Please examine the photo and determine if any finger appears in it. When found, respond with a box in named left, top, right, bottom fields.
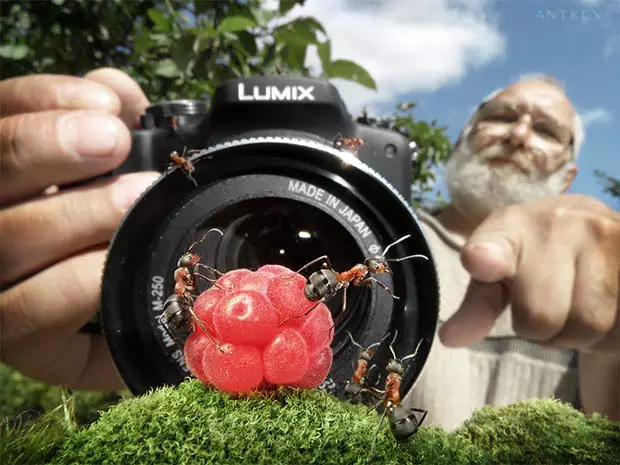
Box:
left=0, top=74, right=120, bottom=117
left=439, top=280, right=509, bottom=347
left=0, top=109, right=131, bottom=205
left=545, top=247, right=619, bottom=351
left=0, top=248, right=107, bottom=343
left=3, top=332, right=126, bottom=391
left=460, top=206, right=525, bottom=284
left=509, top=242, right=575, bottom=342
left=0, top=171, right=159, bottom=285
left=85, top=68, right=150, bottom=129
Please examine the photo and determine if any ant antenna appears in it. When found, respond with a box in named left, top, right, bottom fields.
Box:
left=380, top=234, right=412, bottom=258
left=346, top=331, right=364, bottom=351
left=187, top=228, right=224, bottom=254
left=386, top=254, right=428, bottom=263
left=400, top=338, right=426, bottom=363
left=388, top=330, right=399, bottom=360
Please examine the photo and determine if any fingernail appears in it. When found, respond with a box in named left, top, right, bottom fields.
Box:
left=112, top=172, right=160, bottom=211
left=60, top=113, right=119, bottom=158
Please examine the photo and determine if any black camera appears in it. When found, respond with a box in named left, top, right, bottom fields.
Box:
left=100, top=76, right=439, bottom=399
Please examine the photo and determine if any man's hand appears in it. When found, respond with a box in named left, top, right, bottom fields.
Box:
left=0, top=68, right=159, bottom=390
left=439, top=194, right=620, bottom=355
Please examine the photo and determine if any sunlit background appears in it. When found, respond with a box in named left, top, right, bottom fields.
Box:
left=276, top=0, right=619, bottom=208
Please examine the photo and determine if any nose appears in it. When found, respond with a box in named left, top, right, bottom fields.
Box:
left=508, top=114, right=532, bottom=148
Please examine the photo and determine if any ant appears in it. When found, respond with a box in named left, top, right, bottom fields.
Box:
left=280, top=234, right=428, bottom=326
left=160, top=228, right=226, bottom=351
left=333, top=133, right=365, bottom=155
left=344, top=331, right=390, bottom=404
left=168, top=147, right=201, bottom=187
left=367, top=331, right=428, bottom=455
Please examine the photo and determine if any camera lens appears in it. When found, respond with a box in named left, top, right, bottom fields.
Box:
left=101, top=133, right=439, bottom=398
left=195, top=198, right=368, bottom=330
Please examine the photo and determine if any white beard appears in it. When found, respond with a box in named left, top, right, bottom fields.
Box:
left=444, top=136, right=572, bottom=221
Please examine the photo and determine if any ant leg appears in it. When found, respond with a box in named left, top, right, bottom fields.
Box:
left=281, top=255, right=333, bottom=280
left=410, top=408, right=428, bottom=428
left=195, top=263, right=225, bottom=277
left=186, top=303, right=224, bottom=353
left=279, top=298, right=326, bottom=326
left=328, top=287, right=348, bottom=339
left=369, top=409, right=388, bottom=460
left=357, top=277, right=399, bottom=300
left=158, top=314, right=184, bottom=351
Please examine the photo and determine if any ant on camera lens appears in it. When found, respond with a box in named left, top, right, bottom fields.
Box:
left=366, top=331, right=428, bottom=455
left=160, top=228, right=226, bottom=351
left=168, top=147, right=201, bottom=187
left=280, top=234, right=429, bottom=326
left=333, top=133, right=365, bottom=155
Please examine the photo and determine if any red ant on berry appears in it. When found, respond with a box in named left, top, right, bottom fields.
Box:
left=160, top=228, right=226, bottom=351
left=168, top=147, right=201, bottom=187
left=280, top=234, right=428, bottom=326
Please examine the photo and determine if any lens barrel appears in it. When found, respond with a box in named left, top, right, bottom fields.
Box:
left=101, top=131, right=439, bottom=398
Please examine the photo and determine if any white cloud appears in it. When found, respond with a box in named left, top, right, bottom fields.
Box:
left=275, top=0, right=506, bottom=115
left=580, top=107, right=613, bottom=126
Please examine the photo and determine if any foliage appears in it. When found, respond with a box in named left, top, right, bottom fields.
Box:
left=0, top=363, right=128, bottom=426
left=2, top=378, right=617, bottom=465
left=0, top=0, right=451, bottom=209
left=594, top=170, right=620, bottom=202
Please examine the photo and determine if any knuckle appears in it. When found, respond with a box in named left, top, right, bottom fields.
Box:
left=513, top=305, right=561, bottom=339
left=0, top=115, right=25, bottom=179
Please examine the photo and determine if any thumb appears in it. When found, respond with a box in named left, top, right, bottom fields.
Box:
left=84, top=68, right=150, bottom=129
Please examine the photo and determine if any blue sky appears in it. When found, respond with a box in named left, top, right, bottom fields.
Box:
left=289, top=0, right=619, bottom=208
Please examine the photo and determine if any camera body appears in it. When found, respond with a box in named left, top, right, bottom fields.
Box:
left=117, top=76, right=415, bottom=200
left=100, top=75, right=438, bottom=398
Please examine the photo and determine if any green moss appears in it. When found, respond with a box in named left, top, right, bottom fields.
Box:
left=2, top=374, right=618, bottom=465
left=44, top=379, right=618, bottom=465
left=456, top=398, right=620, bottom=465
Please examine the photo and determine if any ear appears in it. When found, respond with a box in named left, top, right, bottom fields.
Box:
left=561, top=164, right=578, bottom=193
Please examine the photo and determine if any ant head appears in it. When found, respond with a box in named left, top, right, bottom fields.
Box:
left=386, top=359, right=404, bottom=376
left=177, top=252, right=198, bottom=268
left=365, top=257, right=391, bottom=274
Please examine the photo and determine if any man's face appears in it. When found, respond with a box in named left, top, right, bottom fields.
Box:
left=444, top=80, right=577, bottom=220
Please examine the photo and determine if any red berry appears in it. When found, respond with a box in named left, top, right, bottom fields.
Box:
left=267, top=272, right=314, bottom=320
left=203, top=342, right=263, bottom=394
left=193, top=287, right=226, bottom=335
left=285, top=304, right=334, bottom=351
left=292, top=346, right=333, bottom=389
left=263, top=328, right=308, bottom=384
left=256, top=264, right=291, bottom=277
left=184, top=331, right=213, bottom=383
left=215, top=268, right=252, bottom=290
left=237, top=272, right=273, bottom=294
left=212, top=291, right=280, bottom=346
left=183, top=265, right=335, bottom=394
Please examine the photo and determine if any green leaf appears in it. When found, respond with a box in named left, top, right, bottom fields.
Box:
left=219, top=16, right=257, bottom=33
left=147, top=8, right=171, bottom=33
left=326, top=59, right=376, bottom=90
left=281, top=43, right=307, bottom=70
left=154, top=58, right=180, bottom=78
left=171, top=36, right=197, bottom=75
left=0, top=44, right=30, bottom=60
left=317, top=40, right=330, bottom=70
left=233, top=30, right=258, bottom=56
left=279, top=0, right=303, bottom=15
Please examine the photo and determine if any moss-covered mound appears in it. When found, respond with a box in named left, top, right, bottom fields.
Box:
left=3, top=377, right=619, bottom=465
